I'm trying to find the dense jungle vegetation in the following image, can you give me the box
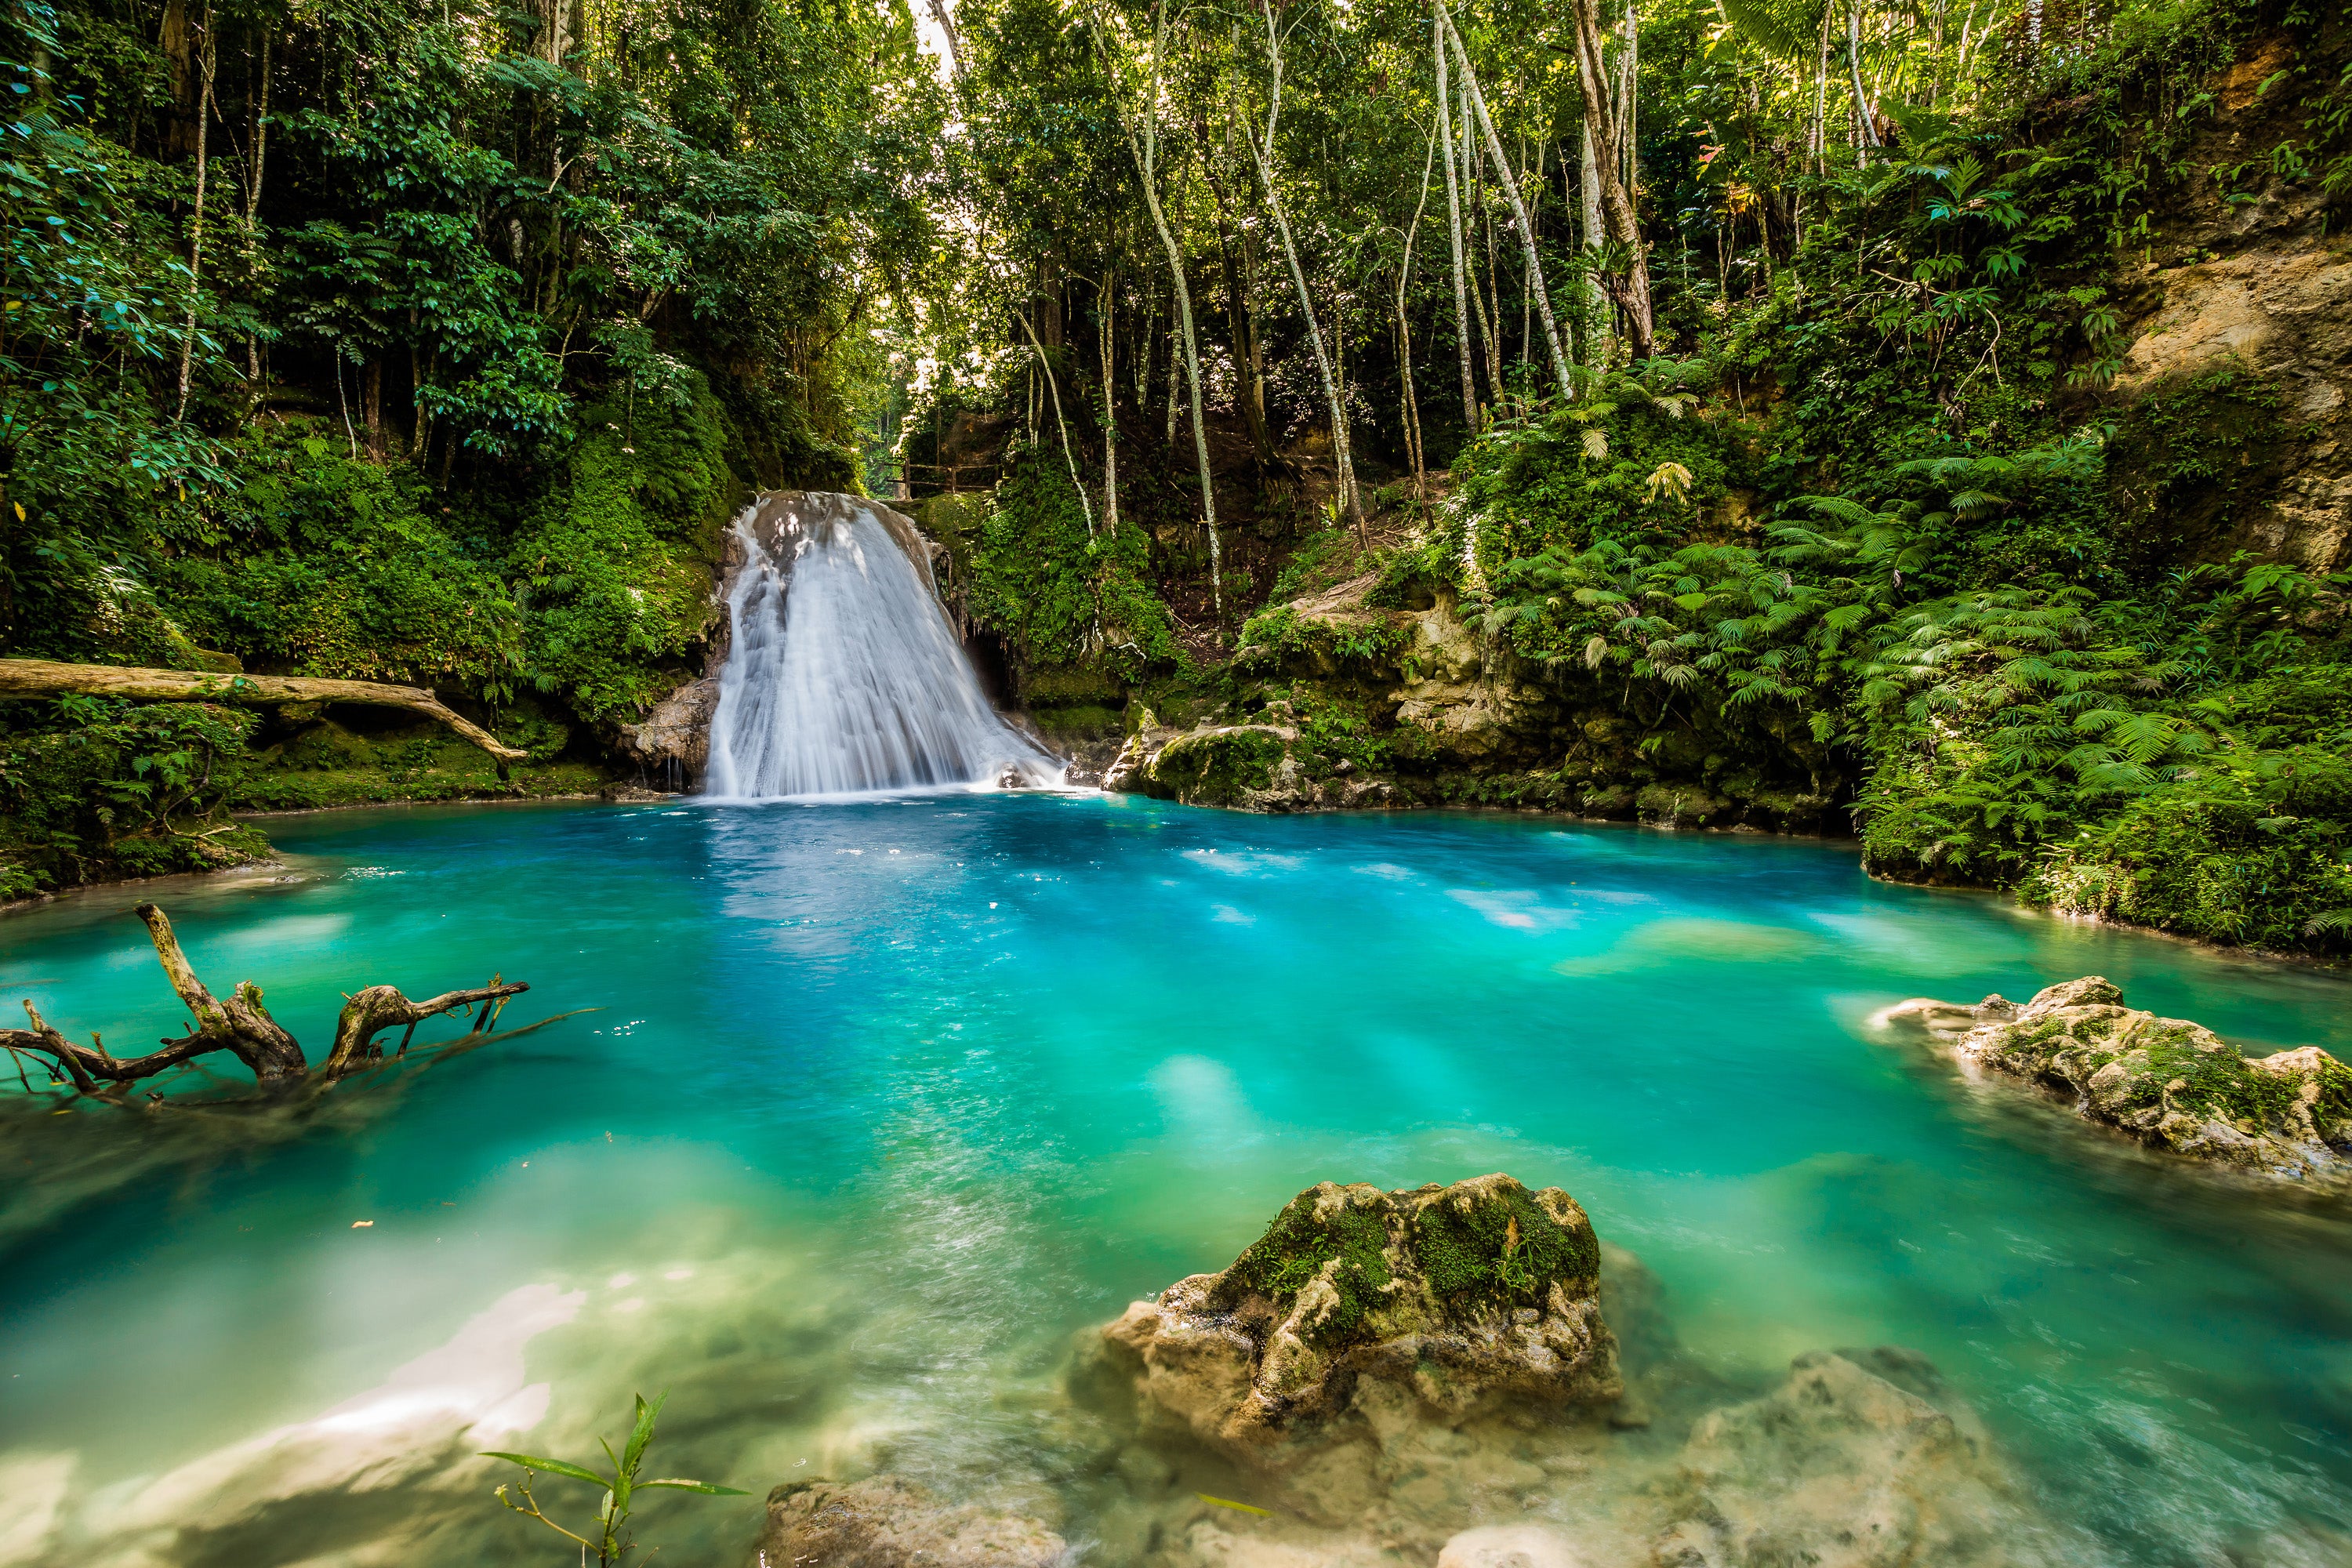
[2,0,2348,956]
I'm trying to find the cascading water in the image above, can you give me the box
[703,492,1064,800]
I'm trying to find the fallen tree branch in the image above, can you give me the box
[0,659,528,762]
[0,902,531,1097]
[325,978,527,1077]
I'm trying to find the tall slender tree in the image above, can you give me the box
[1237,9,1359,534]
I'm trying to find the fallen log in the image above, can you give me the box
[0,658,528,762]
[2,902,528,1096]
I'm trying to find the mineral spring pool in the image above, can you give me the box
[5,793,2352,1566]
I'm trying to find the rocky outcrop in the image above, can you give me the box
[1096,1174,1621,1520]
[615,672,720,786]
[751,1475,1067,1567]
[1650,1348,2049,1568]
[1105,720,1396,811]
[1882,976,2352,1187]
[2103,31,2352,573]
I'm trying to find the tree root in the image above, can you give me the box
[0,902,529,1098]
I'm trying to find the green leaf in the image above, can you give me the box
[637,1479,751,1495]
[622,1391,666,1475]
[479,1452,613,1489]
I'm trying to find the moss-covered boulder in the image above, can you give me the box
[1885,977,2352,1189]
[1098,1174,1621,1514]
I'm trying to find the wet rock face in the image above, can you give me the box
[753,1475,1067,1567]
[1099,1174,1621,1516]
[615,673,720,786]
[1653,1349,2037,1568]
[1884,976,2352,1188]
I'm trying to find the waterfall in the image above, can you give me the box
[703,493,1064,800]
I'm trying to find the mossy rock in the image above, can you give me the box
[1141,725,1291,807]
[1213,1174,1603,1350]
[1099,1173,1623,1498]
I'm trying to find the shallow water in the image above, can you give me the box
[4,795,2351,1566]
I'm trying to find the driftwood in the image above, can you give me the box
[1,902,527,1096]
[0,658,528,762]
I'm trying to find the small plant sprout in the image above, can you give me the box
[482,1392,746,1566]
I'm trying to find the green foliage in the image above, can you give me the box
[1235,603,1406,669]
[1456,361,1735,571]
[1446,361,2352,954]
[0,698,262,900]
[484,1392,746,1568]
[965,450,1178,683]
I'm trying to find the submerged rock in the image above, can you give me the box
[753,1475,1067,1567]
[1098,1174,1621,1519]
[1651,1348,2043,1568]
[1882,976,2352,1188]
[1437,1523,1592,1567]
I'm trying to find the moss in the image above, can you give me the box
[1221,1192,1396,1346]
[1151,728,1287,806]
[1234,604,1406,672]
[1410,1185,1599,1314]
[2124,1028,2299,1130]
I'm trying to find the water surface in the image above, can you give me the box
[3,796,2349,1565]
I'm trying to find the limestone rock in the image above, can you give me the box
[1882,976,2352,1187]
[1651,1349,2040,1568]
[752,1475,1067,1568]
[615,673,720,786]
[1098,1174,1621,1517]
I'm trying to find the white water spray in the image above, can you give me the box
[703,494,1062,800]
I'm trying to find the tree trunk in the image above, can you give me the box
[1567,0,1655,359]
[1098,268,1118,534]
[1240,16,1359,535]
[160,0,196,156]
[1442,8,1574,394]
[0,659,530,760]
[1105,5,1220,613]
[1807,0,1835,172]
[174,3,216,422]
[1013,309,1094,538]
[1580,122,1610,360]
[1848,5,1882,150]
[1436,10,1480,434]
[363,360,384,457]
[1205,151,1282,471]
[1398,120,1439,498]
[242,27,270,384]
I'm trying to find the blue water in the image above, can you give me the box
[3,794,2350,1565]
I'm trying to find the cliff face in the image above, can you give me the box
[2107,29,2351,573]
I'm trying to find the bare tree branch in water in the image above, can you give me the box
[2,902,528,1098]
